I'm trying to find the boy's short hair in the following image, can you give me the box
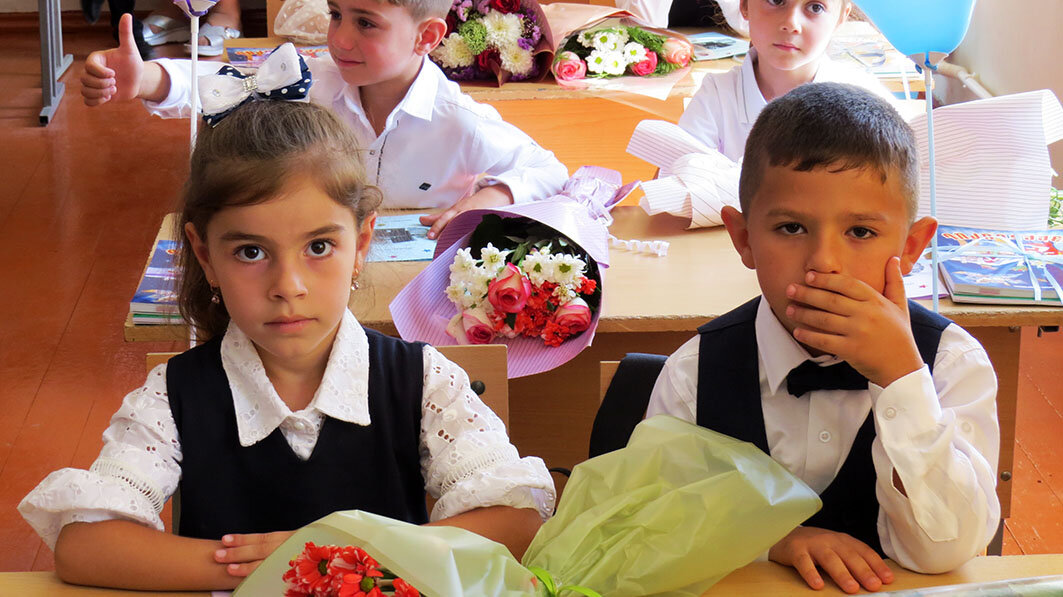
[738,82,919,220]
[387,0,450,20]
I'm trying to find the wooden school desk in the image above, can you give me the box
[4,554,1062,595]
[125,208,1063,533]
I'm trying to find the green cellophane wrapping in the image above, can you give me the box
[521,415,821,596]
[233,416,819,596]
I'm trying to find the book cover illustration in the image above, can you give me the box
[131,239,181,314]
[367,214,437,262]
[225,45,329,69]
[936,226,1063,305]
[686,31,750,61]
[827,21,913,78]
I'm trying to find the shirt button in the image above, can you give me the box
[292,421,307,432]
[884,407,897,420]
[819,430,832,443]
[962,421,974,434]
[369,149,377,155]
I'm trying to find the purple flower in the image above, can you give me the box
[517,37,533,51]
[475,0,490,15]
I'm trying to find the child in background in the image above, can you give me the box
[648,83,999,593]
[679,0,894,162]
[19,98,554,591]
[79,0,569,239]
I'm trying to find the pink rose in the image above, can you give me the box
[629,50,657,76]
[661,37,692,67]
[552,297,591,333]
[487,263,532,313]
[445,308,495,345]
[552,51,587,82]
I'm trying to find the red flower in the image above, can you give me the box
[336,572,385,597]
[578,277,597,295]
[477,48,500,72]
[489,0,521,13]
[488,263,532,313]
[628,50,657,76]
[285,542,336,596]
[393,578,421,597]
[445,12,458,36]
[541,320,571,347]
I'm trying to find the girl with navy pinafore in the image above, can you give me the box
[19,96,554,591]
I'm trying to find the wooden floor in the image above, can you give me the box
[1,17,1061,573]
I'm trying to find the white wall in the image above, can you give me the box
[0,0,261,13]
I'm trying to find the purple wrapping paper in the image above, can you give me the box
[389,166,634,377]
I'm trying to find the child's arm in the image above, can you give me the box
[425,505,543,560]
[80,14,171,106]
[785,258,1001,573]
[54,520,237,590]
[418,346,556,556]
[419,183,513,240]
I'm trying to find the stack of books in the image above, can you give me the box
[130,239,184,325]
[936,225,1063,306]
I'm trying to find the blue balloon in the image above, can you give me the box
[855,0,976,59]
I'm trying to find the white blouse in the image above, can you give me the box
[19,311,556,549]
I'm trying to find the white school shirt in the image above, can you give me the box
[646,299,1000,574]
[678,48,897,162]
[145,57,569,209]
[19,310,556,549]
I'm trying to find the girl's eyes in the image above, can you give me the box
[307,239,335,257]
[806,1,827,14]
[235,245,266,263]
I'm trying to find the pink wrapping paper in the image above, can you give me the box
[390,166,634,378]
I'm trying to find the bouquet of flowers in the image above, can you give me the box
[282,542,420,596]
[233,416,823,596]
[552,23,691,82]
[444,215,600,348]
[430,0,553,84]
[390,167,633,378]
[541,3,693,99]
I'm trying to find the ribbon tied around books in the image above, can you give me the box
[198,43,313,127]
[938,236,1063,303]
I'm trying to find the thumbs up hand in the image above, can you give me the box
[80,13,145,105]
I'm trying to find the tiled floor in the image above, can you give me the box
[1,16,1060,574]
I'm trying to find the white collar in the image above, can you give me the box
[220,309,372,447]
[754,298,841,396]
[739,48,839,125]
[340,57,438,131]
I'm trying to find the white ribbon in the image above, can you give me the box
[198,43,309,117]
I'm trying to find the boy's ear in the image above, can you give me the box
[353,212,377,276]
[184,222,219,284]
[899,216,937,275]
[721,205,756,270]
[415,17,447,56]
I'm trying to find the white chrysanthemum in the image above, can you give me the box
[622,41,648,64]
[483,11,522,48]
[577,29,597,48]
[431,33,475,69]
[586,49,625,76]
[481,243,509,272]
[553,284,578,302]
[521,249,555,286]
[553,253,587,288]
[591,28,626,52]
[500,45,534,76]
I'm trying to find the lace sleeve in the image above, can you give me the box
[17,365,183,548]
[419,346,556,522]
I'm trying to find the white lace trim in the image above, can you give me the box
[90,458,166,515]
[437,444,518,495]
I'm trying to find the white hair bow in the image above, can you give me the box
[198,43,312,126]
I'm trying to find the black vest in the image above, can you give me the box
[695,297,950,556]
[166,328,429,540]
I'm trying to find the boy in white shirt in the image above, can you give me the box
[648,83,1000,594]
[79,2,568,239]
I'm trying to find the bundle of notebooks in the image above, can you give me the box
[936,225,1063,306]
[130,239,183,325]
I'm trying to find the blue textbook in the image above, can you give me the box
[937,225,1063,306]
[130,239,181,315]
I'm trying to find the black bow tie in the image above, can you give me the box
[785,360,869,398]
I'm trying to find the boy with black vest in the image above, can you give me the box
[647,82,1000,594]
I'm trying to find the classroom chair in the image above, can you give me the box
[588,353,668,459]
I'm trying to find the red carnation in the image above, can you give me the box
[445,13,458,36]
[393,578,421,597]
[477,48,500,72]
[489,0,521,13]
